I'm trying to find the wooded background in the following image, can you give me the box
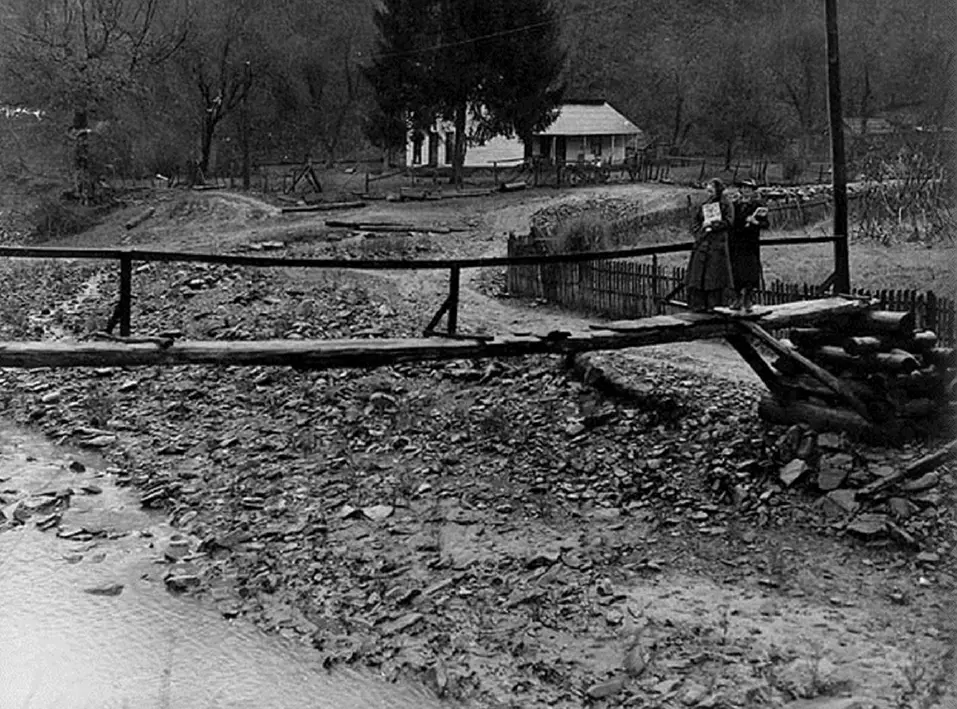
[0,0,953,184]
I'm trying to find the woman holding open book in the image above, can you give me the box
[684,177,736,311]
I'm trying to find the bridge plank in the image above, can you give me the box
[0,298,876,371]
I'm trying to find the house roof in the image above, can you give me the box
[536,101,643,137]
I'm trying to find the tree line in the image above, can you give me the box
[0,0,951,196]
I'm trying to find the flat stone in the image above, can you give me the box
[900,472,938,493]
[869,464,896,478]
[888,497,918,519]
[362,504,394,521]
[586,677,626,699]
[816,432,845,450]
[780,459,808,487]
[846,513,888,538]
[818,453,854,491]
[164,574,202,592]
[826,489,858,514]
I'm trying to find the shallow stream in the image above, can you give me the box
[0,421,450,709]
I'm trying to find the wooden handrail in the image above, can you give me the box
[0,236,839,270]
[0,236,842,338]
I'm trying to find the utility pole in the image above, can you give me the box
[241,61,251,190]
[825,0,850,293]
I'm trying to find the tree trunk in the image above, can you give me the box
[452,102,467,188]
[72,109,93,203]
[199,115,216,181]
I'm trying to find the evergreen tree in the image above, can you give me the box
[364,0,565,184]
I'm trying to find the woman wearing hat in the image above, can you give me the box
[729,179,769,312]
[685,178,735,311]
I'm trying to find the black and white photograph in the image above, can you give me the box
[0,1,954,707]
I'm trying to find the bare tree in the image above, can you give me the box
[0,0,188,200]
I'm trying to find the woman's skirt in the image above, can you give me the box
[684,231,732,311]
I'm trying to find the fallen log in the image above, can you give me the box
[843,335,887,356]
[124,207,156,230]
[326,220,414,229]
[812,345,920,374]
[858,438,957,498]
[789,327,848,349]
[739,322,873,421]
[281,200,366,213]
[498,181,527,193]
[873,349,921,374]
[855,309,916,335]
[757,396,886,442]
[893,368,948,397]
[909,330,939,352]
[925,347,957,368]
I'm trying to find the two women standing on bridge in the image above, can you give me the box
[685,177,769,312]
[685,178,736,311]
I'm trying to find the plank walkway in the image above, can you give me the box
[0,297,872,370]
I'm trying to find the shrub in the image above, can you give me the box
[27,194,100,241]
[552,214,613,253]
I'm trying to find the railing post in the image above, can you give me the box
[447,266,460,335]
[119,252,132,336]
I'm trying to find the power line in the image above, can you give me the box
[366,0,638,61]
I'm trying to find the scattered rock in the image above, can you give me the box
[817,453,853,491]
[816,432,844,450]
[780,459,808,487]
[825,489,858,514]
[846,513,888,538]
[586,677,627,700]
[679,681,709,706]
[164,574,202,592]
[362,504,394,521]
[900,472,938,493]
[84,583,124,597]
[887,497,917,519]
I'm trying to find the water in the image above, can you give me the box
[0,423,452,709]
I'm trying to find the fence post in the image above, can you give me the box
[118,252,133,336]
[651,253,660,313]
[447,266,460,335]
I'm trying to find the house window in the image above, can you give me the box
[589,136,602,157]
[412,133,424,165]
[444,131,455,165]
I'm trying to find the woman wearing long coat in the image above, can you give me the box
[729,179,769,311]
[685,178,735,311]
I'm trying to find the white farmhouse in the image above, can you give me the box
[406,100,646,168]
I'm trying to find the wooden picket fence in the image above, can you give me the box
[506,254,955,345]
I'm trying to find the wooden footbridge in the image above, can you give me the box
[2,242,950,441]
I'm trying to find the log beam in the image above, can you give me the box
[737,320,874,421]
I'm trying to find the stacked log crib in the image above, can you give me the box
[756,307,955,443]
